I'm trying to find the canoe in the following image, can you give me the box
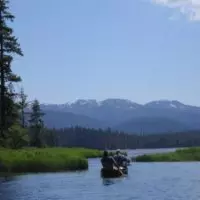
[101,167,128,178]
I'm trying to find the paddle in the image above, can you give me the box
[118,167,124,175]
[112,158,124,175]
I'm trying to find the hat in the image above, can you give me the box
[103,150,108,157]
[116,149,121,153]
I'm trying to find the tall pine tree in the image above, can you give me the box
[0,0,23,138]
[18,87,28,128]
[29,99,45,147]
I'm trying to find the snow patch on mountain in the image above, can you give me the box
[39,98,194,112]
[170,103,177,108]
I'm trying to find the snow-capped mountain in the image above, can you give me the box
[41,98,141,110]
[38,99,200,134]
[144,100,185,109]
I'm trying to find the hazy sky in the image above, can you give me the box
[10,0,200,105]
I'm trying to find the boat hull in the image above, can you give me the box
[101,167,128,178]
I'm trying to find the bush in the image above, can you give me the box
[0,124,29,149]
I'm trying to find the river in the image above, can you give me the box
[1,148,200,200]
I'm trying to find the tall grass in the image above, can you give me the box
[135,147,200,162]
[0,148,102,173]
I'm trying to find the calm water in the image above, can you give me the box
[1,148,200,200]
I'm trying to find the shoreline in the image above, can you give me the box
[135,147,200,162]
[0,148,102,175]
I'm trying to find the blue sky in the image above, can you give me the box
[10,0,200,105]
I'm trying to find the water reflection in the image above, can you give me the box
[0,175,18,183]
[102,177,125,186]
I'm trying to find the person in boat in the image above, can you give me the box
[114,149,129,168]
[101,150,119,170]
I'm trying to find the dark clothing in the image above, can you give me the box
[101,156,117,170]
[114,154,128,167]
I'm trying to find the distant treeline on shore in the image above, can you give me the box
[43,126,200,150]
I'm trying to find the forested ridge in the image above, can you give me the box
[43,127,200,150]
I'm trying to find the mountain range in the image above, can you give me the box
[35,99,200,134]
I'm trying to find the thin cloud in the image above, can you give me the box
[152,0,200,21]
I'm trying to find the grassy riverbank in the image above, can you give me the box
[0,148,102,173]
[136,147,200,162]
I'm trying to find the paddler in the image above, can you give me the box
[101,150,119,170]
[114,149,129,167]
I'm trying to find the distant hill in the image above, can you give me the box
[113,117,192,134]
[36,99,200,134]
[42,110,109,129]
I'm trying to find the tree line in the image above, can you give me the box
[42,127,200,150]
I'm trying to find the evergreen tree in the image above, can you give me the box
[0,0,23,138]
[4,83,19,128]
[18,87,28,127]
[44,128,58,147]
[29,99,45,147]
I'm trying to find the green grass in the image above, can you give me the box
[135,147,200,162]
[0,148,102,174]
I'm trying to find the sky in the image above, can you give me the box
[10,0,200,106]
